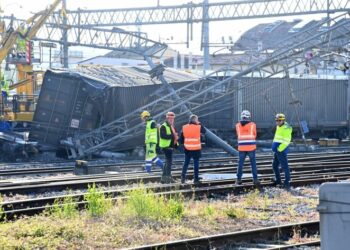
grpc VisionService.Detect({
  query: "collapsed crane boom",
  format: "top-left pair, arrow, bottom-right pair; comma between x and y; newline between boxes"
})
65,14 -> 350,157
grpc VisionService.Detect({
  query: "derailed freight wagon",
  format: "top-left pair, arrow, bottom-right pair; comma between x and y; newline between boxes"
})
29,66 -> 198,151
30,67 -> 349,153
201,77 -> 349,141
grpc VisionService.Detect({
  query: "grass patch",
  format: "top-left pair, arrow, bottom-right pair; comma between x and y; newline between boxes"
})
124,184 -> 184,221
0,217 -> 84,249
49,191 -> 78,218
199,204 -> 216,219
0,185 -> 320,248
225,206 -> 247,219
84,183 -> 112,217
244,189 -> 260,208
0,195 -> 4,221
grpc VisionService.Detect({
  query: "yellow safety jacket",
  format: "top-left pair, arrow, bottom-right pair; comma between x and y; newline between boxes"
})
273,122 -> 292,152
145,119 -> 158,144
159,122 -> 172,148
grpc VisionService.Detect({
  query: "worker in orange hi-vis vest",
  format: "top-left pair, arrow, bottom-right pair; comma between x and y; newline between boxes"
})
180,114 -> 206,185
235,110 -> 260,186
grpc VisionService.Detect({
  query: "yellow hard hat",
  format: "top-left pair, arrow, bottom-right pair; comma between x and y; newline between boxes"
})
275,113 -> 286,121
140,110 -> 150,119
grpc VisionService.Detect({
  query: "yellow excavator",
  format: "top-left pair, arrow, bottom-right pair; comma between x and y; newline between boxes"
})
0,0 -> 61,123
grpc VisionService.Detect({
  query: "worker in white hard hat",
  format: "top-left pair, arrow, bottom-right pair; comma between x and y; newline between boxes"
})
140,110 -> 163,173
235,110 -> 259,186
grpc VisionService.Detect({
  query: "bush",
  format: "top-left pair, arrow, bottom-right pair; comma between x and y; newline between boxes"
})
84,183 -> 112,217
245,189 -> 260,208
125,185 -> 184,221
199,204 -> 216,218
166,195 -> 185,220
226,207 -> 247,219
0,195 -> 4,221
50,191 -> 78,218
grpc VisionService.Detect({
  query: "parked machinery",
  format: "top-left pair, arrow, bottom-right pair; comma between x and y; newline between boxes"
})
0,0 -> 61,125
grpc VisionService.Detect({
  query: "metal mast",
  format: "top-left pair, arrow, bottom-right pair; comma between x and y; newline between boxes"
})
61,14 -> 350,157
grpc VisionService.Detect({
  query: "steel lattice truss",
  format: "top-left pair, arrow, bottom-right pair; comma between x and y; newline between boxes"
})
45,0 -> 350,27
36,26 -> 167,57
69,14 -> 350,156
2,0 -> 349,54
1,17 -> 168,57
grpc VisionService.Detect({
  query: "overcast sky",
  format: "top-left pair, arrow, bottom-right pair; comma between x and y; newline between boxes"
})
1,0 -> 341,57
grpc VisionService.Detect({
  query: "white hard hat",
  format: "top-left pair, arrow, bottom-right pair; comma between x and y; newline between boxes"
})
241,110 -> 251,119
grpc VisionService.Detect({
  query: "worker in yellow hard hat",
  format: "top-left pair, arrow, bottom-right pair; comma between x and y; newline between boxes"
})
271,113 -> 292,190
140,110 -> 163,173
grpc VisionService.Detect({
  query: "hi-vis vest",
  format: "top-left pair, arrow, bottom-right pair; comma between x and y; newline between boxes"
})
159,122 -> 172,148
273,122 -> 292,152
183,124 -> 201,151
236,122 -> 257,151
145,120 -> 158,144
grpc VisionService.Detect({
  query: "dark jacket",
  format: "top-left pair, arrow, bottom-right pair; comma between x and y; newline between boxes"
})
148,117 -> 157,129
240,120 -> 251,126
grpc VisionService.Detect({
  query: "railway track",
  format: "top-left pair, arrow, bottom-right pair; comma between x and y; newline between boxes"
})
0,152 -> 349,221
0,157 -> 340,250
1,167 -> 349,220
128,221 -> 320,250
0,155 -> 349,195
0,152 -> 348,178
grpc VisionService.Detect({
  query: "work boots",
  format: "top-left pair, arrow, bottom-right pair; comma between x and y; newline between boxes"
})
253,180 -> 261,186
235,179 -> 243,185
161,176 -> 175,184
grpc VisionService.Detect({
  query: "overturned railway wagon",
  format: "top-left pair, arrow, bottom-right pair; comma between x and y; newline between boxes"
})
30,66 -> 349,151
29,67 -> 198,150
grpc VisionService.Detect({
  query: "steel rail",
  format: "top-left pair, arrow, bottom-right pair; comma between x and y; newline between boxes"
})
1,158 -> 350,193
0,155 -> 350,185
1,168 -> 350,220
0,152 -> 349,177
128,221 -> 320,250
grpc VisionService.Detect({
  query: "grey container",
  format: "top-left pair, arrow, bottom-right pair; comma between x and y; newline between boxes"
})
30,70 -> 102,146
30,69 -> 349,151
318,182 -> 350,250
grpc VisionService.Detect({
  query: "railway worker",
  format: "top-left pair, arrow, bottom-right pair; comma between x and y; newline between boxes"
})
140,110 -> 163,173
180,114 -> 206,185
272,113 -> 292,189
159,111 -> 179,183
235,110 -> 259,185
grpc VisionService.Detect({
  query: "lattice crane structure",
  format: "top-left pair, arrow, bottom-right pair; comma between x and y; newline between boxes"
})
63,14 -> 350,158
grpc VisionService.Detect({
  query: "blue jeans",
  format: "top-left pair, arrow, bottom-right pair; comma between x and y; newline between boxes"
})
181,154 -> 200,182
237,151 -> 258,181
272,151 -> 290,186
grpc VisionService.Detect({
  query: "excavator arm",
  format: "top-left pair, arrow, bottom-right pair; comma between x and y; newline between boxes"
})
0,0 -> 61,63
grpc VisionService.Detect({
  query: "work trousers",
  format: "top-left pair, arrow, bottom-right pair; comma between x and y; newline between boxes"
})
181,154 -> 200,182
145,142 -> 163,172
272,151 -> 290,186
237,150 -> 258,181
162,148 -> 173,180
